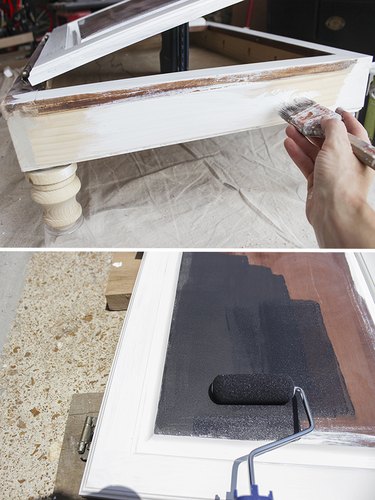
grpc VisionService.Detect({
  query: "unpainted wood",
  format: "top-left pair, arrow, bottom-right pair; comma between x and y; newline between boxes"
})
26,163 -> 82,228
2,24 -> 371,174
50,42 -> 238,89
0,32 -> 33,50
191,28 -> 316,64
106,252 -> 142,311
54,393 -> 103,499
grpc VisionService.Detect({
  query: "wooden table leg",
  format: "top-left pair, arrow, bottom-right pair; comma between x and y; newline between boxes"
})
26,163 -> 82,230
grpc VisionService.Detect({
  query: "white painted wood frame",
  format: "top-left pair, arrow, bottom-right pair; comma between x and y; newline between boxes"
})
27,0 -> 241,86
2,24 -> 372,173
80,252 -> 375,500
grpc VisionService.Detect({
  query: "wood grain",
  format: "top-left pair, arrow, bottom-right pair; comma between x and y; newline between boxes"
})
191,26 -> 326,63
53,393 -> 103,499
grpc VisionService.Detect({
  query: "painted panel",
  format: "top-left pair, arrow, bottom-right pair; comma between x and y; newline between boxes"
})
80,252 -> 375,500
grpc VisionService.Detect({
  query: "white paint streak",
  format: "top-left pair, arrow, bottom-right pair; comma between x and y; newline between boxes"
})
306,431 -> 375,447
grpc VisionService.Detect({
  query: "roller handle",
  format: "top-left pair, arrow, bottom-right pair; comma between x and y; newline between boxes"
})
234,485 -> 273,499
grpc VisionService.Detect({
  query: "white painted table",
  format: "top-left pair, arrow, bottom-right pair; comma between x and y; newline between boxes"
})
1,0 -> 372,230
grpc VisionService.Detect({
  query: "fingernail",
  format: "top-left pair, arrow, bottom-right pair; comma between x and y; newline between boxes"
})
336,107 -> 345,115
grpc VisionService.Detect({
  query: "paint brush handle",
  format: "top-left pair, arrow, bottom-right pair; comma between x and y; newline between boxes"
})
347,133 -> 375,170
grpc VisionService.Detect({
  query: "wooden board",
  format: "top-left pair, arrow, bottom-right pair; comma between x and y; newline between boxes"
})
0,33 -> 33,50
54,393 -> 103,499
106,252 -> 142,311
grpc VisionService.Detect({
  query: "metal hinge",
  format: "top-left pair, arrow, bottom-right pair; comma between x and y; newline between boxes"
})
77,415 -> 97,462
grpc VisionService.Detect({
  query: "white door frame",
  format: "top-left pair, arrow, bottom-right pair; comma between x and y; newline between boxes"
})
80,252 -> 375,500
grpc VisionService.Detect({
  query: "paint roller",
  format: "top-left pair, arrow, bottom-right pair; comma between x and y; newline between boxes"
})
209,373 -> 315,500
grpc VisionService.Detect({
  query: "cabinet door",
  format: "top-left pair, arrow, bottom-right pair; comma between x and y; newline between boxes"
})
27,0 -> 240,85
80,252 -> 375,500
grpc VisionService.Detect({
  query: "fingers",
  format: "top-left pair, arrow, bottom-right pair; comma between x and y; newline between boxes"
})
336,108 -> 370,142
285,125 -> 320,161
320,117 -> 351,150
284,137 -> 314,179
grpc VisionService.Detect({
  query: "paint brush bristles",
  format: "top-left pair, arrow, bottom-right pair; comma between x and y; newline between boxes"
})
279,98 -> 341,138
279,98 -> 375,169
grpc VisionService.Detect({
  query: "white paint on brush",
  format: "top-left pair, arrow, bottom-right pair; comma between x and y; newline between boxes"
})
209,23 -> 371,60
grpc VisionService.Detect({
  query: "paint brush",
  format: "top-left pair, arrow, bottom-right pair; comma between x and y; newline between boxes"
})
279,98 -> 375,170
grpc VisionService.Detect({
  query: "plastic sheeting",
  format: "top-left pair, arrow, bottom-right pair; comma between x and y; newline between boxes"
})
1,110 -> 326,248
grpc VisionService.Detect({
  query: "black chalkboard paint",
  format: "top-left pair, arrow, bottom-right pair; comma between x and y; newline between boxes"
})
155,253 -> 354,440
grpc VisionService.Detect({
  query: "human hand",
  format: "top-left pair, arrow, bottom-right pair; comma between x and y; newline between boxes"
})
284,108 -> 375,248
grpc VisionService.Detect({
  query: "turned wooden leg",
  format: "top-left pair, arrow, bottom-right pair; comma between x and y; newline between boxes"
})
26,163 -> 82,230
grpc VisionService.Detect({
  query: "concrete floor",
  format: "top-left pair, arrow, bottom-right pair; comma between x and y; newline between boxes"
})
0,252 -> 30,353
0,252 -> 125,499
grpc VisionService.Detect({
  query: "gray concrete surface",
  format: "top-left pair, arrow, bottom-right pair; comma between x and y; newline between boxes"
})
0,252 -> 30,353
0,252 -> 124,499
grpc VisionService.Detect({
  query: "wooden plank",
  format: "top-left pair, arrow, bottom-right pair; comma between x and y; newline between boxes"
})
106,252 -> 142,311
0,47 -> 30,71
54,393 -> 103,499
50,42 -> 238,89
0,32 -> 33,50
191,26 -> 324,63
